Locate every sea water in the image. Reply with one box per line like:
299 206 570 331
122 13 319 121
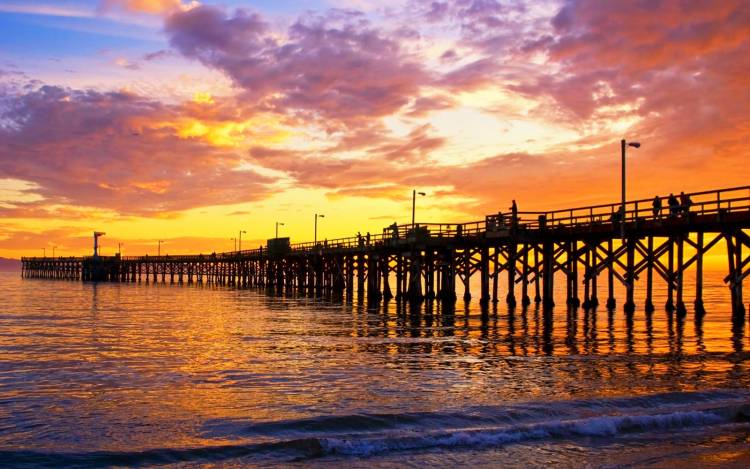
0 270 748 467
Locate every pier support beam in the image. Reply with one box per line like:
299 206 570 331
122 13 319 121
726 231 746 318
542 241 554 309
695 232 705 315
666 238 675 312
624 237 636 313
606 239 616 310
480 245 490 306
676 235 687 316
507 243 517 307
645 236 655 313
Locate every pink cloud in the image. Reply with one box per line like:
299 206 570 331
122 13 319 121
0 86 274 215
513 0 750 174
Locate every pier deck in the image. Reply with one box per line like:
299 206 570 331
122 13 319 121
22 186 750 318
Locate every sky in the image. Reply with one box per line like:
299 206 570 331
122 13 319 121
0 0 748 258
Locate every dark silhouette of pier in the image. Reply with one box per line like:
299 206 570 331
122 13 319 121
21 185 750 320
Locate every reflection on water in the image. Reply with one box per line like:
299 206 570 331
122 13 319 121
0 271 748 465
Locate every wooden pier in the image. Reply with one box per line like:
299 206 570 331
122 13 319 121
21 186 750 318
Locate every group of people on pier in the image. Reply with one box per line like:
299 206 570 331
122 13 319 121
652 192 694 218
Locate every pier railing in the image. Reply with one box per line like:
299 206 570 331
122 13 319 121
511 185 750 230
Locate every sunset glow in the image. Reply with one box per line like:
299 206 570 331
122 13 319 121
1 0 748 257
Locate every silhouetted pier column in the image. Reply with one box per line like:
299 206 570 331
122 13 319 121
624 237 636 313
463 250 471 302
345 256 354 297
333 255 346 295
507 243 517 307
666 238 675 312
492 248 499 303
480 245 490 306
571 242 579 307
645 236 655 313
439 249 457 303
533 246 541 304
676 235 687 316
542 241 554 309
521 245 530 306
382 256 393 300
367 254 382 301
694 232 705 315
395 254 403 299
590 243 599 307
726 231 746 317
583 245 591 308
606 239 616 309
357 253 365 296
401 255 409 299
566 241 580 307
425 250 435 300
407 251 423 301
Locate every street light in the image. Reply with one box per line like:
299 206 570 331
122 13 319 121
118 242 123 256
314 214 325 244
412 189 426 229
275 222 285 239
93 232 106 257
238 230 246 252
157 240 164 256
621 139 641 238
231 237 237 252
52 245 57 257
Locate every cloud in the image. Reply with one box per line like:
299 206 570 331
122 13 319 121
515 0 750 171
0 3 95 18
98 0 194 15
165 5 432 125
0 86 275 216
142 49 173 61
115 57 141 70
5 0 749 233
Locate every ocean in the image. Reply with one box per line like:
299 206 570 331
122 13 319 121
0 270 748 467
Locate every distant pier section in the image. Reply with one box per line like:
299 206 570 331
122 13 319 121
22 186 750 318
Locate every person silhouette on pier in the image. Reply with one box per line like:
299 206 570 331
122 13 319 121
511 200 518 225
668 193 679 217
652 196 662 219
679 192 693 216
390 222 399 239
611 206 624 223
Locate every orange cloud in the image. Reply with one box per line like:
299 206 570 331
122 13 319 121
0 86 275 216
99 0 194 15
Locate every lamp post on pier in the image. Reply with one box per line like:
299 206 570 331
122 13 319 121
157 240 164 257
118 243 123 256
275 222 285 239
314 214 325 245
231 237 236 252
238 230 246 252
52 246 56 257
620 139 641 239
412 190 426 229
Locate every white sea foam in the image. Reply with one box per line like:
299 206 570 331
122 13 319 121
316 407 736 457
